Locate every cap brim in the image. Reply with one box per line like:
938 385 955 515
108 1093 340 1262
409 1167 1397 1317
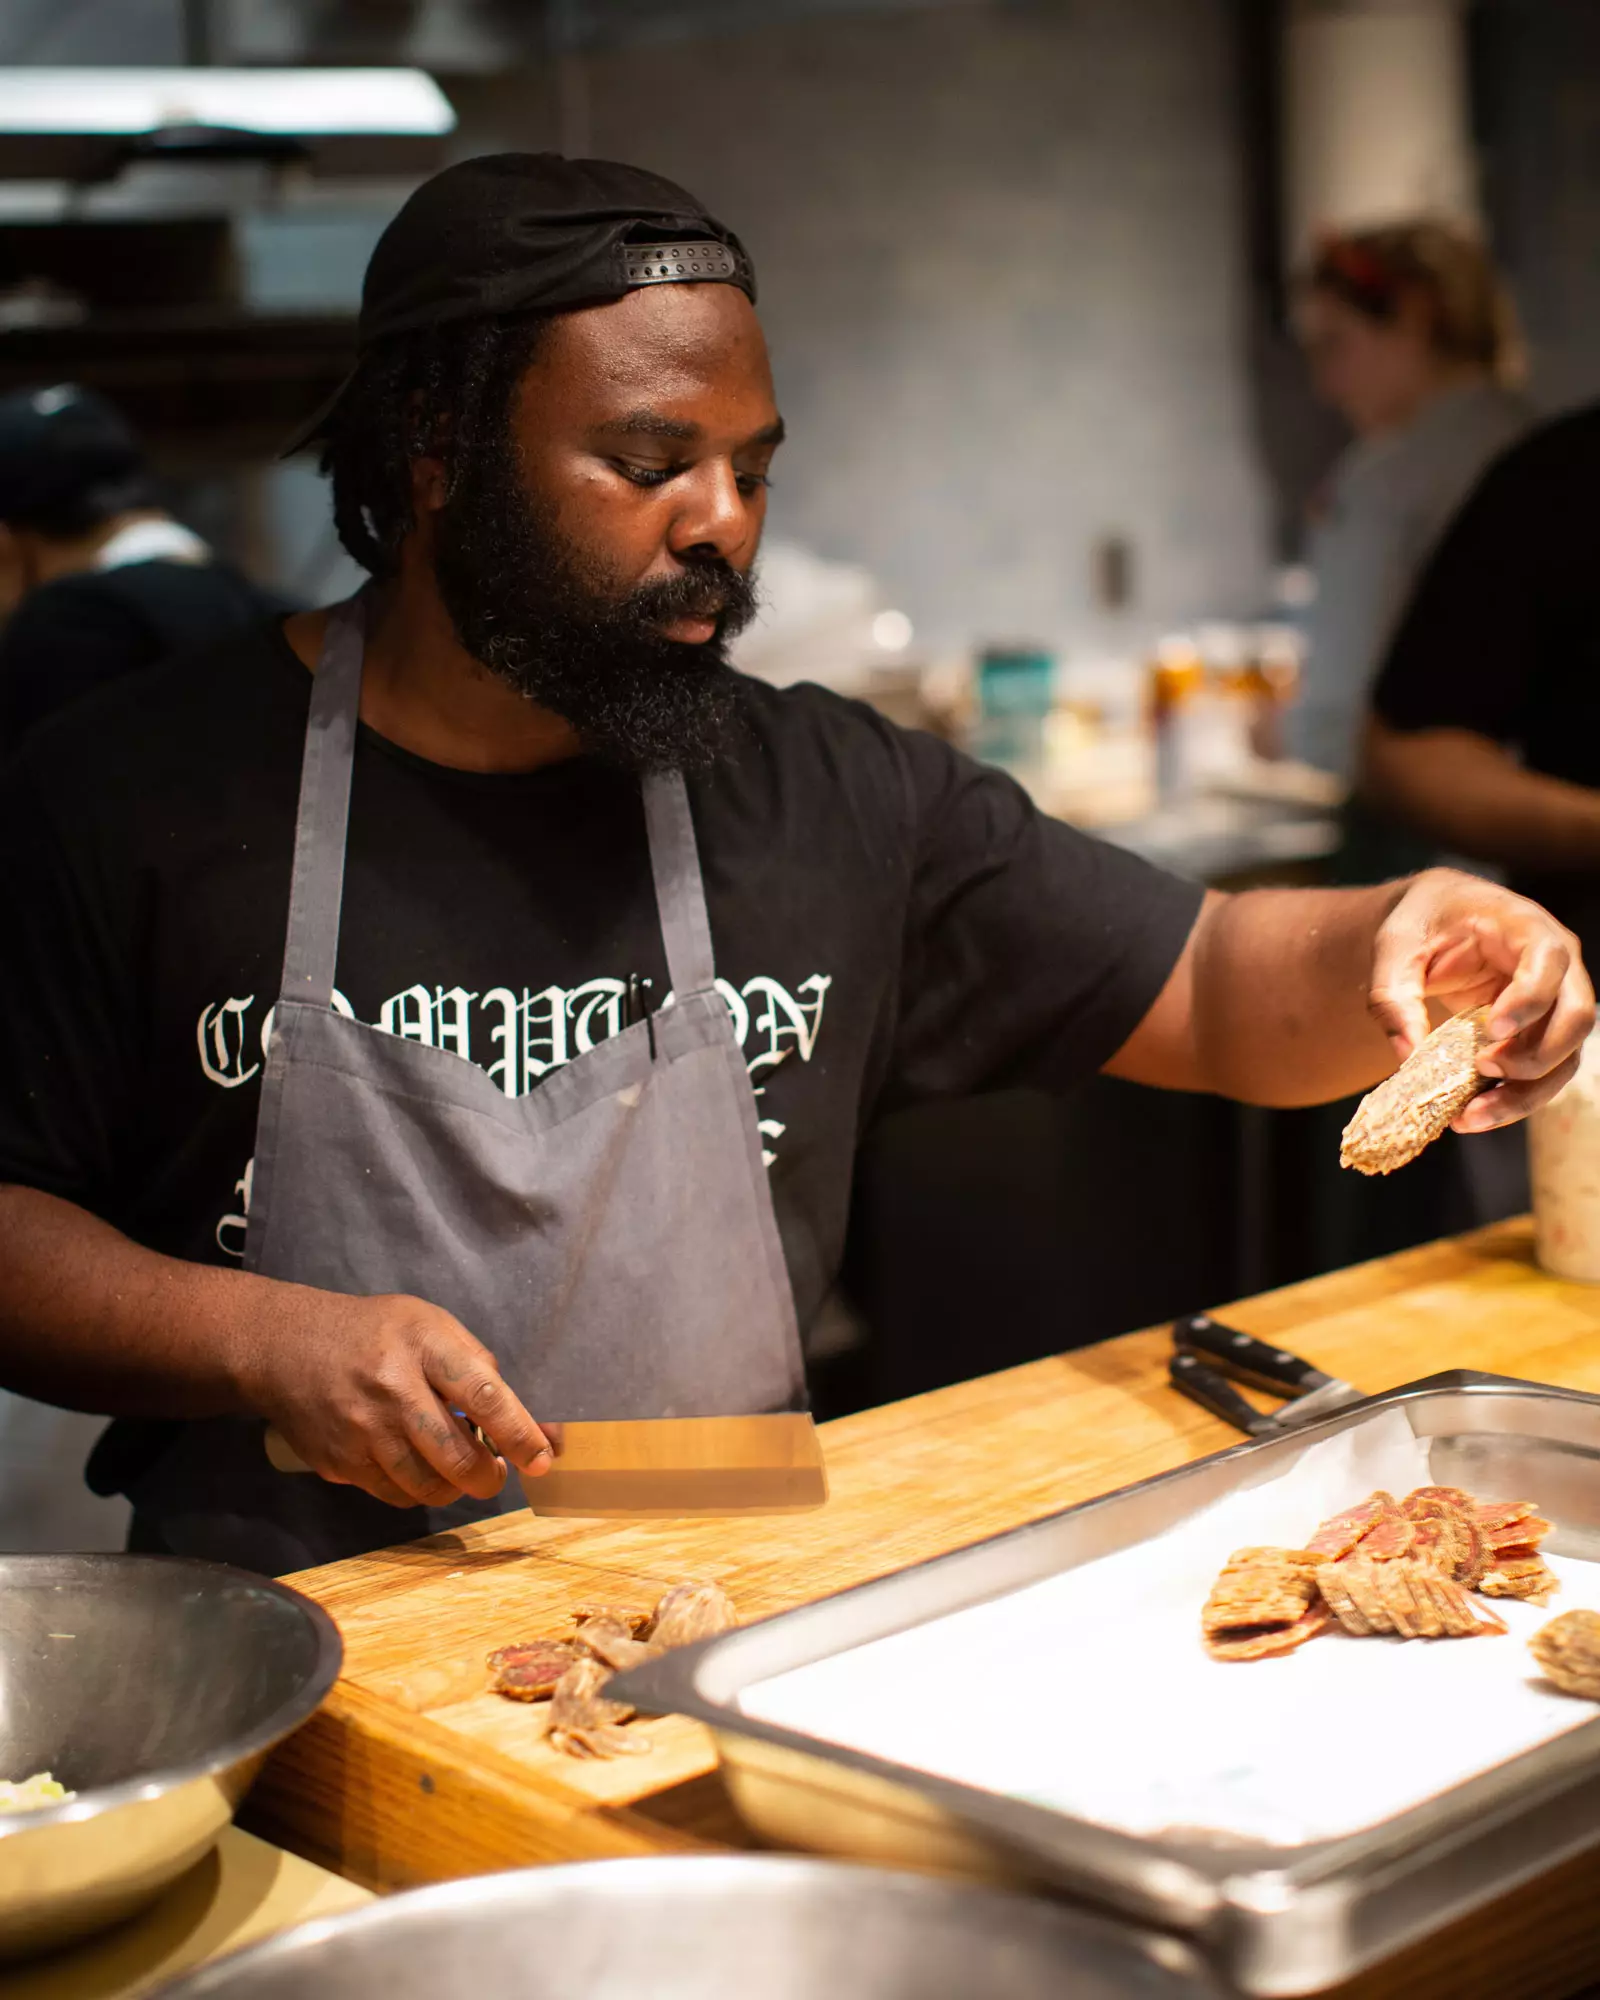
277 368 356 459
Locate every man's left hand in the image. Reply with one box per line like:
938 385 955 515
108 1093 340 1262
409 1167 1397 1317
1367 869 1596 1133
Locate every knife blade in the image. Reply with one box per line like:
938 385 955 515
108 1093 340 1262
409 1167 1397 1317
1265 1374 1367 1428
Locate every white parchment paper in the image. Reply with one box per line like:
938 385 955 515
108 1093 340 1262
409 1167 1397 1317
739 1410 1600 1845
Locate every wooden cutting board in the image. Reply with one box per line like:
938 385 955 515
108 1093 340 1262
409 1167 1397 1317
244 1216 1600 1998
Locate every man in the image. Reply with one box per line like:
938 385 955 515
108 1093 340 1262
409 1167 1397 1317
1364 405 1600 966
0 154 1586 1576
0 383 273 749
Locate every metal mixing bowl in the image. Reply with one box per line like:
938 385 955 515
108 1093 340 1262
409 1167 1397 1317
154 1855 1221 1998
0 1554 342 1958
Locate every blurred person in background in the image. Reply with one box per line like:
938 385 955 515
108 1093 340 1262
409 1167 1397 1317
1271 226 1533 1279
0 384 276 752
1294 222 1530 828
1364 404 1600 975
0 383 279 1554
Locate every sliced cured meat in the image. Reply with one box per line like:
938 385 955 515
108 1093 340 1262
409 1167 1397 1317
1487 1516 1553 1557
549 1722 652 1758
1361 1509 1415 1562
1480 1556 1560 1606
1406 1515 1452 1566
1384 1566 1439 1639
1406 1509 1488 1586
1531 1610 1600 1699
1202 1564 1318 1638
572 1604 651 1635
488 1639 581 1702
1337 1561 1398 1635
1412 1570 1480 1638
1454 1517 1491 1589
1402 1486 1474 1517
1221 1546 1327 1573
647 1581 738 1649
576 1625 662 1674
1376 1565 1426 1638
546 1658 638 1758
1341 1007 1490 1174
1205 1603 1331 1662
1307 1493 1395 1559
1316 1564 1378 1637
1318 1559 1497 1641
1474 1500 1538 1533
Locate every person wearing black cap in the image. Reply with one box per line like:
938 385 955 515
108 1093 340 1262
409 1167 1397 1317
0 384 273 750
0 153 1583 1575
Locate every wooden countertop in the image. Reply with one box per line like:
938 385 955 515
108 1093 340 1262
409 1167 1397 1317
0 1829 371 2000
244 1216 1600 1997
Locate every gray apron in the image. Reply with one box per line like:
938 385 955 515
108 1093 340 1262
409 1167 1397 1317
127 600 806 1574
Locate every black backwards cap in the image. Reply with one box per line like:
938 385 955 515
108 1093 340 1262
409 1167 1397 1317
0 384 146 525
285 151 756 453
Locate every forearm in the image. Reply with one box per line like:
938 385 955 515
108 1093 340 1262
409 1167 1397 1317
1187 882 1407 1106
1364 722 1600 873
0 1184 298 1417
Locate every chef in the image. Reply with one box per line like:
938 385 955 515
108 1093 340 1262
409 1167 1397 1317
0 153 1587 1576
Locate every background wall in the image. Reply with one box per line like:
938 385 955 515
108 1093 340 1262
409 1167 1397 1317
453 0 1274 656
1474 0 1600 414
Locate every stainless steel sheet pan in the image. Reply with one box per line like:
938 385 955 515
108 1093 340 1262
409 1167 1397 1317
612 1372 1600 1996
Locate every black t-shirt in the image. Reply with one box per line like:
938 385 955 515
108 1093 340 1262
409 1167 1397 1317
1373 403 1600 943
0 621 1201 1491
0 557 279 752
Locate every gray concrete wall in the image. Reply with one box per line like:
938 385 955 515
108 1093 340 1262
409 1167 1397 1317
1475 0 1600 416
455 0 1273 655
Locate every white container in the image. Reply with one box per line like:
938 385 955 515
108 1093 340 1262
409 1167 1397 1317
1530 1030 1600 1281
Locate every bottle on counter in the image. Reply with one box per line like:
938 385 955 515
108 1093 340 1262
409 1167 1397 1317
1146 632 1206 803
1245 624 1304 763
1531 1031 1600 1282
974 642 1056 774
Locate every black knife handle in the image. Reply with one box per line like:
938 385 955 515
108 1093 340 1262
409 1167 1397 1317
1173 1312 1334 1398
1168 1352 1276 1437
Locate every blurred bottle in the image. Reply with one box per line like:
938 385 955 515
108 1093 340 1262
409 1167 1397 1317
975 642 1056 771
1194 622 1256 779
1146 631 1206 803
1245 624 1304 762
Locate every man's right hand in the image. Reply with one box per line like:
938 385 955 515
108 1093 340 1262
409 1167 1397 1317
0 1188 556 1513
239 1290 554 1510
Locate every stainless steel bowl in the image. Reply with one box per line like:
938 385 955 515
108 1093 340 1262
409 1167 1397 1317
0 1554 341 1958
154 1855 1221 1998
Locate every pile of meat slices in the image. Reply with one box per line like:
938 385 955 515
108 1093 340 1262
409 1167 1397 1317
487 1580 736 1759
1202 1486 1556 1662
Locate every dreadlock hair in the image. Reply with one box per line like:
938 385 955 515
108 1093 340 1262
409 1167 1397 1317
319 313 551 579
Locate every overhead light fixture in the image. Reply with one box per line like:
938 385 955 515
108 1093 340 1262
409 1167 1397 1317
0 68 455 140
0 68 455 185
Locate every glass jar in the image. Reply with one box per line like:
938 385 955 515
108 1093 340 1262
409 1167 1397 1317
1530 1030 1600 1281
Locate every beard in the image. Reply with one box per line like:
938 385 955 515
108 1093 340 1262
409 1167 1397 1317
430 434 758 775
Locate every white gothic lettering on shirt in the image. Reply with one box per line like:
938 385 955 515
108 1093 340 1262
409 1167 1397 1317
200 973 832 1255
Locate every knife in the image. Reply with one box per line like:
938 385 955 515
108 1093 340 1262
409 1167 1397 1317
1171 1312 1364 1434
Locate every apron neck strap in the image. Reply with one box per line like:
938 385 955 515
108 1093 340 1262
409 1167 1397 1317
281 600 719 1009
642 770 717 997
280 597 364 1009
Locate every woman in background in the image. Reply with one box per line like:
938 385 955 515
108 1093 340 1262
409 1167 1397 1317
1294 220 1529 796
